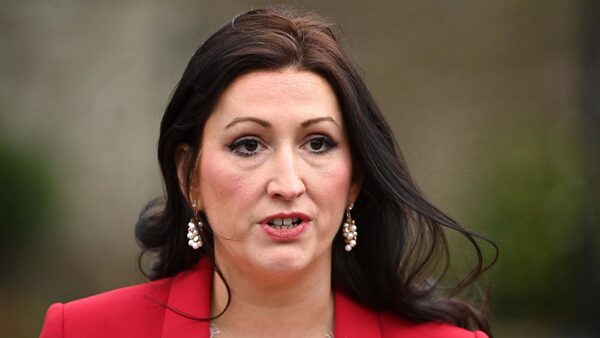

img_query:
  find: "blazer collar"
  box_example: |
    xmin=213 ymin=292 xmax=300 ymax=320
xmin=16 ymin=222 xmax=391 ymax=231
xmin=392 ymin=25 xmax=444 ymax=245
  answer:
xmin=334 ymin=289 xmax=382 ymax=338
xmin=161 ymin=258 xmax=212 ymax=338
xmin=161 ymin=259 xmax=382 ymax=338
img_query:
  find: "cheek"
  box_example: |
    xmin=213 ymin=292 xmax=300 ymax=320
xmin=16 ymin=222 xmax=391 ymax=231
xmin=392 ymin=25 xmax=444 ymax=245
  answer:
xmin=198 ymin=151 xmax=258 ymax=221
xmin=315 ymin=153 xmax=353 ymax=198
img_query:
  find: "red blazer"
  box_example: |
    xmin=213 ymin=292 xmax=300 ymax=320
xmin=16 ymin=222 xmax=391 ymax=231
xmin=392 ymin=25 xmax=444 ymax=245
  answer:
xmin=40 ymin=259 xmax=488 ymax=338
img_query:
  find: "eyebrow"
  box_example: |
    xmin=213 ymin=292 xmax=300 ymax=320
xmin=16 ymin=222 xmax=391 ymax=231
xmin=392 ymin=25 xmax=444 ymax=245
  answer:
xmin=225 ymin=117 xmax=272 ymax=129
xmin=224 ymin=116 xmax=341 ymax=129
xmin=300 ymin=116 xmax=340 ymax=129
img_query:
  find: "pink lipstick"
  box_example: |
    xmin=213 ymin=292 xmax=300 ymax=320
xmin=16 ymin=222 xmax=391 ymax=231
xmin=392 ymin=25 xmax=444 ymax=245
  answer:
xmin=260 ymin=212 xmax=311 ymax=241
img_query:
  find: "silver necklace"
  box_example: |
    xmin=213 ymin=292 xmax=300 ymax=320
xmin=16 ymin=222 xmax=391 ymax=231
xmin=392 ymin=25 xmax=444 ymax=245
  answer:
xmin=209 ymin=322 xmax=334 ymax=338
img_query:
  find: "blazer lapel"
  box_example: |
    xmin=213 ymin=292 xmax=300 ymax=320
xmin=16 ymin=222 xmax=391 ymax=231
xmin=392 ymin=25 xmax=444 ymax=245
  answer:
xmin=334 ymin=289 xmax=382 ymax=338
xmin=161 ymin=259 xmax=213 ymax=338
xmin=159 ymin=260 xmax=382 ymax=338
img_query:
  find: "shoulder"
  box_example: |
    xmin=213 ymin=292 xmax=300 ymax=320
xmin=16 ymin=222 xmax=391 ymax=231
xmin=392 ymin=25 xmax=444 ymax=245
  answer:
xmin=334 ymin=289 xmax=488 ymax=338
xmin=379 ymin=312 xmax=489 ymax=338
xmin=40 ymin=277 xmax=173 ymax=338
xmin=65 ymin=277 xmax=173 ymax=317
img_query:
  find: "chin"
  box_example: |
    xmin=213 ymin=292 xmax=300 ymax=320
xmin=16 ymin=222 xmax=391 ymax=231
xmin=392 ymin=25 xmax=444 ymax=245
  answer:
xmin=257 ymin=249 xmax=314 ymax=275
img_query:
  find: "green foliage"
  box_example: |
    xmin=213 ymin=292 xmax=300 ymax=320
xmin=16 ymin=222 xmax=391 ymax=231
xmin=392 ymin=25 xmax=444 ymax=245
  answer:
xmin=475 ymin=121 xmax=587 ymax=323
xmin=0 ymin=135 xmax=58 ymax=276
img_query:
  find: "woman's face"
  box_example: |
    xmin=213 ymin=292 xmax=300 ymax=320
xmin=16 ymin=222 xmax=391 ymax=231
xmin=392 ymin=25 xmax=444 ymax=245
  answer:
xmin=195 ymin=70 xmax=359 ymax=279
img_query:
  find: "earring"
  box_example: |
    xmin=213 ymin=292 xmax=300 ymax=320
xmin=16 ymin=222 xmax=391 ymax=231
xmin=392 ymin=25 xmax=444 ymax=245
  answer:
xmin=187 ymin=218 xmax=203 ymax=249
xmin=343 ymin=203 xmax=357 ymax=252
xmin=187 ymin=200 xmax=203 ymax=250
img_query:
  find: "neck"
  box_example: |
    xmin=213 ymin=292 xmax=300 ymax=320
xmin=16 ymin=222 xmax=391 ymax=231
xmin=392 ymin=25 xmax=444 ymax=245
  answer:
xmin=210 ymin=256 xmax=334 ymax=338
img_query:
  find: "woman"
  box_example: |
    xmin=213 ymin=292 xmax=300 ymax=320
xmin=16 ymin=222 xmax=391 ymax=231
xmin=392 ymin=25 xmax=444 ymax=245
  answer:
xmin=40 ymin=7 xmax=496 ymax=338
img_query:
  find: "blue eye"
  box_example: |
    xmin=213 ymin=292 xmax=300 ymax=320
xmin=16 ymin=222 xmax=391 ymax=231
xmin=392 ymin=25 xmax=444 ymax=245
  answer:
xmin=304 ymin=135 xmax=336 ymax=154
xmin=228 ymin=137 xmax=264 ymax=157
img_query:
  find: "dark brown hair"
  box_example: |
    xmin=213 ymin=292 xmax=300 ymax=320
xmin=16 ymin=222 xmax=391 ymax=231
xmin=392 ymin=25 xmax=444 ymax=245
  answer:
xmin=136 ymin=6 xmax=497 ymax=334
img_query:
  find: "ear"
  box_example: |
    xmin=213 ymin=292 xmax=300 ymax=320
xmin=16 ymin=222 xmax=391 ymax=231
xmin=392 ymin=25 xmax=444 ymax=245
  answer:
xmin=347 ymin=172 xmax=363 ymax=207
xmin=175 ymin=143 xmax=195 ymax=205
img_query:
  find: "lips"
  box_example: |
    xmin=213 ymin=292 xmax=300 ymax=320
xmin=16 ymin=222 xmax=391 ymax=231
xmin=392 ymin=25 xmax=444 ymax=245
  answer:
xmin=267 ymin=217 xmax=302 ymax=229
xmin=261 ymin=212 xmax=310 ymax=226
xmin=260 ymin=212 xmax=311 ymax=240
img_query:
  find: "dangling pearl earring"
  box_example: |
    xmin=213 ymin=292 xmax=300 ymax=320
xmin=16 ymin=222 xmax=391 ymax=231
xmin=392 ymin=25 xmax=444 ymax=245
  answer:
xmin=343 ymin=203 xmax=357 ymax=252
xmin=187 ymin=218 xmax=203 ymax=249
xmin=187 ymin=201 xmax=203 ymax=250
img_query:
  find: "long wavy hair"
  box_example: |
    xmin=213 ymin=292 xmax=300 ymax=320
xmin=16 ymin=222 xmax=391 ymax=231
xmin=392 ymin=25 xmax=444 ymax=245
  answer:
xmin=136 ymin=6 xmax=497 ymax=334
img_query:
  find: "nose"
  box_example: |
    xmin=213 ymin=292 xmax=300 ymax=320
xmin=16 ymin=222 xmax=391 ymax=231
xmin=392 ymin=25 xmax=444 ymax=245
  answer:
xmin=266 ymin=149 xmax=306 ymax=200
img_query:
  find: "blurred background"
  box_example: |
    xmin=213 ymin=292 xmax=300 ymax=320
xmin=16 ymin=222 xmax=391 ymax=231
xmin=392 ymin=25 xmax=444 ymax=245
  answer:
xmin=1 ymin=1 xmax=598 ymax=337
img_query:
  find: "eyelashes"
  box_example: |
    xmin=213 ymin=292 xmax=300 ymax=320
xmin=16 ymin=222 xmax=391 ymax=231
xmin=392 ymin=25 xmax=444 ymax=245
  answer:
xmin=305 ymin=136 xmax=336 ymax=153
xmin=227 ymin=135 xmax=338 ymax=158
xmin=228 ymin=137 xmax=264 ymax=157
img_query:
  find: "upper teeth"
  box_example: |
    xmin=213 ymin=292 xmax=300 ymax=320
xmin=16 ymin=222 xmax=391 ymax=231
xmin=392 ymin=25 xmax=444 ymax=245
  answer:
xmin=271 ymin=218 xmax=300 ymax=226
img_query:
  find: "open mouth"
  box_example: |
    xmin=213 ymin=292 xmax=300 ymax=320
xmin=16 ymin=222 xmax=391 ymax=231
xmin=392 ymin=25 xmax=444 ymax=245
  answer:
xmin=267 ymin=217 xmax=302 ymax=229
xmin=261 ymin=213 xmax=310 ymax=240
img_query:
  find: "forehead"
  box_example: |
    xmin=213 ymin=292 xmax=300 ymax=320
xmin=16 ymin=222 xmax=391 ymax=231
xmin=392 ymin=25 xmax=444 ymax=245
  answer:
xmin=209 ymin=69 xmax=342 ymax=125
xmin=222 ymin=69 xmax=334 ymax=100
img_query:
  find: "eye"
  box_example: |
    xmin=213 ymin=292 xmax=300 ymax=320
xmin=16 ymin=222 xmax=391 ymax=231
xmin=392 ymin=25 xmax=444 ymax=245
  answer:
xmin=228 ymin=137 xmax=264 ymax=157
xmin=303 ymin=135 xmax=337 ymax=154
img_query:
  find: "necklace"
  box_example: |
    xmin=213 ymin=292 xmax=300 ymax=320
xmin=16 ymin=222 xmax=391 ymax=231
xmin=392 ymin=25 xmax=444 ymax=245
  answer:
xmin=209 ymin=322 xmax=334 ymax=338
